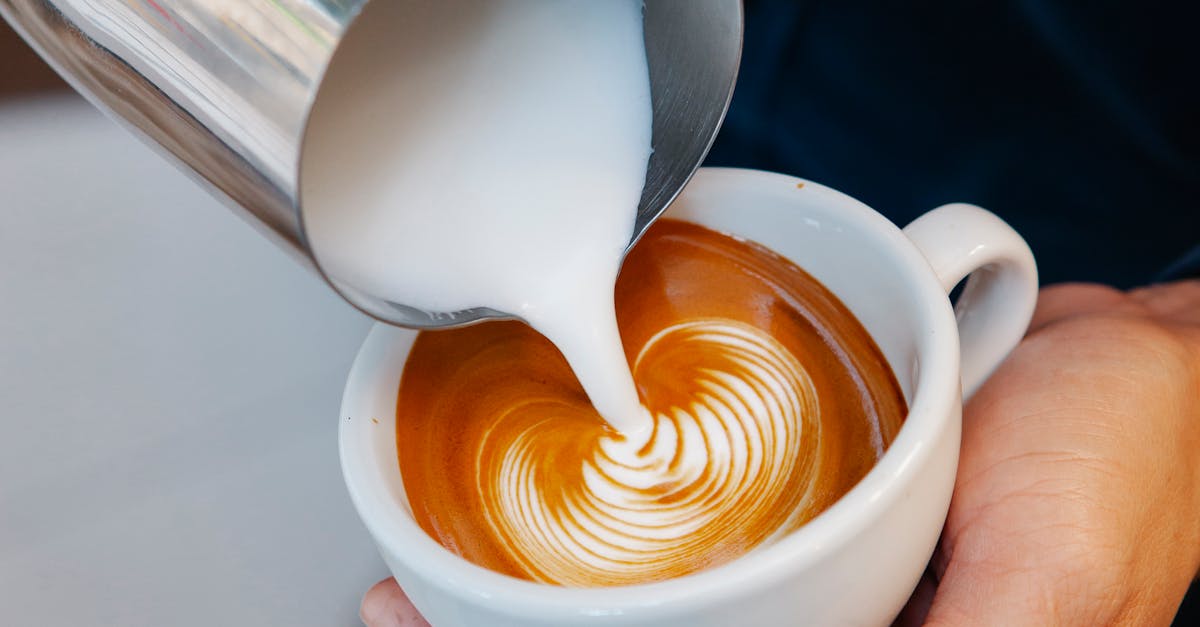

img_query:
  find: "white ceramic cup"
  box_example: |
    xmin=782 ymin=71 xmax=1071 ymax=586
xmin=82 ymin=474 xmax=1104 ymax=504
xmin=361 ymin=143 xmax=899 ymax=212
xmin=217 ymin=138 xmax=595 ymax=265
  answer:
xmin=339 ymin=168 xmax=1038 ymax=626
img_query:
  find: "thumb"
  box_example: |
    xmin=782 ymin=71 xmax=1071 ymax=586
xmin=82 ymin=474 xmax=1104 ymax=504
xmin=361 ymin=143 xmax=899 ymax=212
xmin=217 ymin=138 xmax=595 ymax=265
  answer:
xmin=360 ymin=578 xmax=431 ymax=627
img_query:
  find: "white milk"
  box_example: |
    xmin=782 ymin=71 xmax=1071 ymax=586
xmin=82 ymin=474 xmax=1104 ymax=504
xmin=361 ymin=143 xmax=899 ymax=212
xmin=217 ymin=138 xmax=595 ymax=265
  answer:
xmin=302 ymin=0 xmax=653 ymax=434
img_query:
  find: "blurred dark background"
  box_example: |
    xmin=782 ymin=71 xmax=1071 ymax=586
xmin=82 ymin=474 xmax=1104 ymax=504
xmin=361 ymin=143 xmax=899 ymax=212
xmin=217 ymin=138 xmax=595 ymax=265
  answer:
xmin=1 ymin=6 xmax=1196 ymax=625
xmin=707 ymin=1 xmax=1199 ymax=289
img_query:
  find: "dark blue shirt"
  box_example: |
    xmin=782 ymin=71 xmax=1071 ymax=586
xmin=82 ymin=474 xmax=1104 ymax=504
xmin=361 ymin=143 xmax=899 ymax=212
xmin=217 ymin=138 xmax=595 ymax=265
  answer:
xmin=705 ymin=0 xmax=1200 ymax=287
xmin=704 ymin=3 xmax=1200 ymax=620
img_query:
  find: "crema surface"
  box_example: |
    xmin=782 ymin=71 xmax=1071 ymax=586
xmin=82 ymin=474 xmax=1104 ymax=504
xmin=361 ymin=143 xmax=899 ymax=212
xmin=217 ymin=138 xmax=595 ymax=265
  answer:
xmin=396 ymin=220 xmax=906 ymax=586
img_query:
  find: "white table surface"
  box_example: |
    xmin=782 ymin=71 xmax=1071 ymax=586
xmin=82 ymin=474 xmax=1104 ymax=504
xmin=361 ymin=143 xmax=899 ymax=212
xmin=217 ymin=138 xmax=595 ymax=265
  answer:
xmin=0 ymin=95 xmax=385 ymax=625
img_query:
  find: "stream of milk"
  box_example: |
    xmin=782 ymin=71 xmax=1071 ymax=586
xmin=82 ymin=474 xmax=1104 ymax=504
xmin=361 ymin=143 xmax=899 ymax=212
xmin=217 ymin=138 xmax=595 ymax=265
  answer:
xmin=301 ymin=0 xmax=654 ymax=434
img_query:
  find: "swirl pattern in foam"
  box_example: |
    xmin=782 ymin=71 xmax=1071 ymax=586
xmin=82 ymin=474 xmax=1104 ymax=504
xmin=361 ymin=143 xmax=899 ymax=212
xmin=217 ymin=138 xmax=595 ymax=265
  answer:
xmin=480 ymin=320 xmax=822 ymax=585
xmin=396 ymin=219 xmax=906 ymax=586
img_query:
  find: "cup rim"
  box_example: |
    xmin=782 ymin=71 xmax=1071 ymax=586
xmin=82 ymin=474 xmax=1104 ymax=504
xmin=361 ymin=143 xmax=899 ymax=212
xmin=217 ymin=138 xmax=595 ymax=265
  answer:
xmin=338 ymin=167 xmax=960 ymax=617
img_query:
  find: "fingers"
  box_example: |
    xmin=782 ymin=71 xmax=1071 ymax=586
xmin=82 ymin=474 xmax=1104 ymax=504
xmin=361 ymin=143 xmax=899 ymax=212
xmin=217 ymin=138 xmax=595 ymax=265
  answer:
xmin=1031 ymin=280 xmax=1200 ymax=335
xmin=1129 ymin=279 xmax=1200 ymax=324
xmin=1027 ymin=283 xmax=1129 ymax=334
xmin=360 ymin=578 xmax=430 ymax=627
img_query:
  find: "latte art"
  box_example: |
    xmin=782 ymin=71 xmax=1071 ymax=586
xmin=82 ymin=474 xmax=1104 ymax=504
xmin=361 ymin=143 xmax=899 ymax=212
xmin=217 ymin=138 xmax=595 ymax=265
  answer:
xmin=397 ymin=220 xmax=906 ymax=586
xmin=481 ymin=320 xmax=821 ymax=585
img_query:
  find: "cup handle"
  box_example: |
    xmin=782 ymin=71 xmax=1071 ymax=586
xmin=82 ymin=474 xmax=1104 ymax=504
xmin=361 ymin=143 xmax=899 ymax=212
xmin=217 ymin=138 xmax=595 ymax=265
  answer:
xmin=902 ymin=204 xmax=1039 ymax=399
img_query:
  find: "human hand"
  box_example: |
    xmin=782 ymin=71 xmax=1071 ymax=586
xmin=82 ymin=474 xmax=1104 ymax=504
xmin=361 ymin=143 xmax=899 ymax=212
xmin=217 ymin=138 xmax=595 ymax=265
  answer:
xmin=360 ymin=579 xmax=428 ymax=627
xmin=362 ymin=281 xmax=1200 ymax=627
xmin=899 ymin=281 xmax=1200 ymax=625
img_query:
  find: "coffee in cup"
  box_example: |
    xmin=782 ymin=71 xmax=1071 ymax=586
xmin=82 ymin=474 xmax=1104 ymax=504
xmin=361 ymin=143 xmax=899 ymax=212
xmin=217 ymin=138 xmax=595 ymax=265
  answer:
xmin=395 ymin=218 xmax=906 ymax=586
xmin=340 ymin=168 xmax=1038 ymax=627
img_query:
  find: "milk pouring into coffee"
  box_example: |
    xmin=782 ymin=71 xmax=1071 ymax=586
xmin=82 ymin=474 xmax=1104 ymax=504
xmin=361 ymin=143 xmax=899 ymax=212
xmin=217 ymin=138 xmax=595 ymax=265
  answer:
xmin=302 ymin=0 xmax=653 ymax=434
xmin=301 ymin=0 xmax=903 ymax=586
xmin=1 ymin=0 xmax=922 ymax=600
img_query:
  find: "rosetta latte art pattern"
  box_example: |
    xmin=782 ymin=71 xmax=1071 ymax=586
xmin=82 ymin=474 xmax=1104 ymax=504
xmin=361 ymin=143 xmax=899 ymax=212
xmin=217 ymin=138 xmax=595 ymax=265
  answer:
xmin=396 ymin=219 xmax=906 ymax=586
xmin=480 ymin=320 xmax=823 ymax=585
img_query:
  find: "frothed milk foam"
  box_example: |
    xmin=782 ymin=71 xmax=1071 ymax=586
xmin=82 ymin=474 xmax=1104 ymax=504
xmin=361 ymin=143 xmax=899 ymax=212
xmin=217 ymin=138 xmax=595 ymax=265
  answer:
xmin=304 ymin=0 xmax=908 ymax=586
xmin=303 ymin=0 xmax=653 ymax=433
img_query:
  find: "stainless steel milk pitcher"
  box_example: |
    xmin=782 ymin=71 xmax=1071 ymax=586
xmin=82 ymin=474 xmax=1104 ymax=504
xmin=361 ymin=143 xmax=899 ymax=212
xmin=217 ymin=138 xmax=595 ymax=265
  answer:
xmin=0 ymin=0 xmax=742 ymax=327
